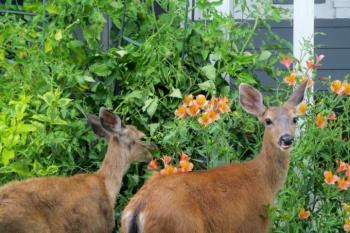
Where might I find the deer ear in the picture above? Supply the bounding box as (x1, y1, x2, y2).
(99, 107, 122, 133)
(286, 81, 308, 107)
(85, 113, 109, 138)
(239, 84, 266, 118)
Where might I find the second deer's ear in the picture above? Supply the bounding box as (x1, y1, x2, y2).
(85, 113, 110, 138)
(99, 107, 122, 133)
(286, 81, 308, 107)
(239, 84, 266, 118)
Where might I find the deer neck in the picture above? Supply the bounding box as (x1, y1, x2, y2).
(255, 133, 290, 196)
(97, 139, 129, 205)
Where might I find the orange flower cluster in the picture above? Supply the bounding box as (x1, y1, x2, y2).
(296, 103, 337, 127)
(280, 54, 324, 86)
(147, 152, 194, 175)
(298, 208, 311, 220)
(330, 80, 350, 96)
(174, 94, 231, 127)
(324, 160, 350, 191)
(315, 112, 337, 128)
(306, 54, 324, 70)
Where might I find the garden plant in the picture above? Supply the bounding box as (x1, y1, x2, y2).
(0, 0, 350, 232)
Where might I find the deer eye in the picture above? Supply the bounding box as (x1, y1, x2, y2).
(265, 118, 273, 125)
(293, 117, 298, 124)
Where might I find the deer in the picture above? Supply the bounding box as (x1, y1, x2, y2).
(120, 81, 308, 233)
(0, 107, 155, 233)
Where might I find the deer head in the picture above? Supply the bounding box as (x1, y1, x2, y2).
(239, 82, 308, 151)
(86, 107, 154, 163)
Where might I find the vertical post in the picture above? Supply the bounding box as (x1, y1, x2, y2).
(293, 0, 314, 70)
(293, 0, 314, 136)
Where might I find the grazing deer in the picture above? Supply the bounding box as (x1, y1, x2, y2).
(0, 107, 154, 233)
(121, 82, 308, 233)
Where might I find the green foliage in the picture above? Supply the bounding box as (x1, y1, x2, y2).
(272, 89, 350, 232)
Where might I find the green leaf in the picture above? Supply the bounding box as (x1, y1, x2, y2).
(2, 149, 15, 165)
(89, 63, 112, 77)
(258, 50, 272, 61)
(149, 123, 160, 136)
(9, 161, 32, 177)
(238, 72, 257, 85)
(142, 98, 158, 117)
(116, 50, 128, 57)
(55, 30, 63, 41)
(44, 40, 53, 53)
(47, 4, 59, 15)
(201, 64, 216, 80)
(125, 90, 143, 100)
(198, 80, 216, 92)
(83, 76, 95, 82)
(17, 124, 37, 133)
(169, 88, 182, 99)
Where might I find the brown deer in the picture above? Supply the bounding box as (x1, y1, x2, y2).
(0, 107, 154, 233)
(121, 82, 308, 233)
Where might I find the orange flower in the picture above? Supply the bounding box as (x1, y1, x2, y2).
(336, 160, 348, 173)
(306, 60, 315, 70)
(346, 166, 350, 178)
(183, 94, 194, 106)
(147, 158, 160, 170)
(284, 72, 297, 86)
(178, 153, 193, 172)
(209, 96, 218, 108)
(175, 105, 187, 118)
(316, 114, 327, 128)
(195, 94, 207, 108)
(217, 97, 231, 113)
(324, 171, 339, 185)
(306, 55, 324, 70)
(160, 165, 177, 175)
(198, 112, 212, 127)
(206, 109, 220, 122)
(344, 219, 350, 232)
(343, 83, 350, 96)
(296, 102, 307, 116)
(186, 104, 200, 117)
(179, 160, 194, 172)
(327, 112, 336, 120)
(280, 56, 293, 69)
(161, 155, 172, 167)
(302, 77, 314, 87)
(337, 178, 349, 190)
(298, 208, 311, 220)
(330, 80, 345, 95)
(180, 152, 190, 162)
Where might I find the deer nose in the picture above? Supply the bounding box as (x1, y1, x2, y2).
(279, 134, 294, 146)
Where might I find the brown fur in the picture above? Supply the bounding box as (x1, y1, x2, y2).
(0, 108, 153, 233)
(121, 82, 308, 233)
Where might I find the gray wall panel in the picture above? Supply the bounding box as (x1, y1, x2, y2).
(252, 19, 350, 89)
